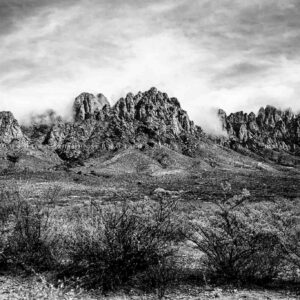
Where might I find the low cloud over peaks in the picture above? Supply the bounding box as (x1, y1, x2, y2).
(0, 0, 300, 134)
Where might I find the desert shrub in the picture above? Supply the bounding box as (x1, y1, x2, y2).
(266, 199, 300, 278)
(0, 188, 19, 225)
(185, 182, 285, 283)
(2, 185, 61, 271)
(0, 191, 15, 268)
(7, 201, 55, 270)
(61, 198, 179, 292)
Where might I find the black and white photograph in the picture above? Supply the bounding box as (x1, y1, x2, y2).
(0, 0, 299, 299)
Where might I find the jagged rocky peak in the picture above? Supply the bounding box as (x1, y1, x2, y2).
(0, 111, 28, 148)
(113, 87, 194, 134)
(217, 109, 227, 131)
(42, 87, 201, 160)
(219, 105, 300, 163)
(71, 87, 193, 133)
(256, 105, 296, 127)
(73, 92, 110, 121)
(219, 105, 298, 129)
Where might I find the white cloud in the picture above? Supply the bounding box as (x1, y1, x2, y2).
(0, 0, 300, 135)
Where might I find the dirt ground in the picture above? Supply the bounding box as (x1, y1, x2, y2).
(0, 275, 299, 300)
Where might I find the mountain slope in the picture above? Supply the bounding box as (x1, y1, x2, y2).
(0, 88, 299, 173)
(219, 106, 300, 166)
(40, 87, 203, 160)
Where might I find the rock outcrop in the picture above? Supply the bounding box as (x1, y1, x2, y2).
(43, 87, 202, 160)
(219, 106, 300, 164)
(1, 89, 299, 167)
(73, 92, 110, 122)
(0, 112, 28, 150)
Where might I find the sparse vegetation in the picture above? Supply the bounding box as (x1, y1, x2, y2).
(0, 187, 181, 296)
(0, 179, 299, 299)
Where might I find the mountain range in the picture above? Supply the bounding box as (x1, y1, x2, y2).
(0, 87, 299, 173)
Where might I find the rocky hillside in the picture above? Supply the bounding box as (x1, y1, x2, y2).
(0, 88, 299, 167)
(17, 88, 202, 160)
(219, 106, 300, 165)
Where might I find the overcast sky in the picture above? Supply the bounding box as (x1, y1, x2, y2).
(0, 0, 300, 132)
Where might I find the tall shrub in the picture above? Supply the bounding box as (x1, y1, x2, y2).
(63, 197, 179, 292)
(185, 183, 284, 283)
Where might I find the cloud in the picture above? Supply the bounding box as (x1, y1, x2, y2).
(218, 62, 273, 78)
(0, 0, 300, 135)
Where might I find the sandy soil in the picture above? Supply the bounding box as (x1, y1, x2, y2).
(0, 276, 299, 300)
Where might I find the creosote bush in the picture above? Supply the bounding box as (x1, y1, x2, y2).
(61, 197, 180, 292)
(185, 182, 285, 283)
(266, 199, 300, 276)
(0, 185, 61, 271)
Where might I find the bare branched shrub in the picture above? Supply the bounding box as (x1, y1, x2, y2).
(0, 186, 24, 268)
(2, 185, 61, 271)
(265, 199, 300, 278)
(185, 183, 285, 283)
(62, 197, 179, 292)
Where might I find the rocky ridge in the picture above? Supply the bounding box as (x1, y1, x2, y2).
(0, 89, 299, 167)
(22, 88, 202, 160)
(219, 106, 300, 164)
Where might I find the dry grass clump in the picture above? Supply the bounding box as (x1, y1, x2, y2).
(1, 275, 98, 300)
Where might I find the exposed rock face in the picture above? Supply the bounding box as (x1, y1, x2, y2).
(21, 109, 63, 145)
(0, 112, 28, 150)
(73, 92, 110, 122)
(1, 89, 299, 167)
(219, 106, 300, 164)
(43, 88, 202, 159)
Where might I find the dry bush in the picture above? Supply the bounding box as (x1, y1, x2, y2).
(1, 183, 180, 295)
(0, 188, 19, 268)
(265, 199, 300, 279)
(61, 197, 180, 293)
(1, 185, 61, 271)
(185, 183, 285, 283)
